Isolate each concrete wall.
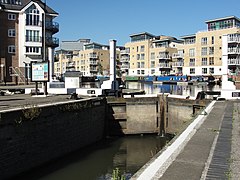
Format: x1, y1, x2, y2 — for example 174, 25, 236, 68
0, 98, 106, 179
107, 96, 209, 135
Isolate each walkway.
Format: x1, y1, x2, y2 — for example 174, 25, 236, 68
132, 100, 240, 180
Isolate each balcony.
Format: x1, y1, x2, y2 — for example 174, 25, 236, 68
120, 56, 130, 62
45, 21, 59, 34
89, 54, 98, 59
172, 62, 184, 67
121, 64, 129, 69
89, 61, 98, 65
172, 53, 184, 59
228, 34, 240, 43
158, 63, 171, 69
228, 47, 240, 54
228, 58, 240, 65
120, 49, 130, 54
157, 54, 171, 60
90, 68, 98, 72
46, 37, 59, 48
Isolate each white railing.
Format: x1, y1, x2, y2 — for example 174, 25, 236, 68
89, 61, 98, 65
120, 57, 130, 62
157, 54, 171, 59
228, 47, 240, 54
172, 62, 184, 67
158, 63, 171, 68
228, 34, 240, 43
228, 58, 240, 65
89, 54, 98, 58
121, 64, 129, 69
172, 53, 184, 59
120, 49, 130, 54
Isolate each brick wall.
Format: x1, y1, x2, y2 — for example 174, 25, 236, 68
0, 98, 106, 179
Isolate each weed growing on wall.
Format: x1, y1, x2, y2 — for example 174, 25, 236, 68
15, 104, 42, 124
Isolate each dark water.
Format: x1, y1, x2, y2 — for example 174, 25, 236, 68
16, 135, 167, 180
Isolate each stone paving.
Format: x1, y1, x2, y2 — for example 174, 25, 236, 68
155, 100, 240, 180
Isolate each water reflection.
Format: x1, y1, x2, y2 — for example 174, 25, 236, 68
125, 82, 221, 98
16, 136, 167, 180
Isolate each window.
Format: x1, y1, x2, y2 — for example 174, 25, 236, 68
140, 45, 145, 52
209, 47, 214, 55
201, 47, 207, 56
26, 30, 40, 42
8, 45, 16, 53
140, 53, 145, 60
202, 68, 207, 74
201, 37, 207, 45
189, 48, 195, 57
150, 61, 155, 68
190, 68, 195, 74
141, 70, 145, 75
137, 70, 140, 75
137, 54, 140, 60
189, 58, 195, 66
211, 36, 214, 44
26, 46, 40, 54
151, 69, 155, 74
150, 52, 155, 59
8, 13, 16, 20
137, 62, 140, 68
209, 68, 214, 74
209, 57, 214, 65
8, 29, 15, 37
202, 58, 208, 66
26, 4, 40, 26
140, 62, 145, 68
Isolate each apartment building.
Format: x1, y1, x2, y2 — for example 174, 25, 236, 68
0, 0, 59, 84
181, 16, 240, 78
55, 41, 123, 77
54, 39, 91, 77
123, 32, 183, 77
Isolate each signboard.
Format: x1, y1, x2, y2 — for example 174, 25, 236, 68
31, 62, 49, 82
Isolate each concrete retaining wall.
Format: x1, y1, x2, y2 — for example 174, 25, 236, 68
0, 98, 106, 179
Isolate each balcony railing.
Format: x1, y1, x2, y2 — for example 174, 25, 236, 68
158, 63, 171, 68
120, 49, 130, 54
45, 21, 59, 34
172, 62, 184, 67
228, 47, 240, 54
89, 61, 98, 65
157, 54, 171, 59
46, 37, 59, 47
172, 53, 184, 59
89, 54, 98, 58
90, 68, 98, 72
121, 64, 129, 69
26, 36, 42, 43
228, 34, 240, 43
228, 58, 240, 65
120, 57, 130, 62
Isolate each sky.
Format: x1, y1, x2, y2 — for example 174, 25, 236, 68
46, 0, 240, 46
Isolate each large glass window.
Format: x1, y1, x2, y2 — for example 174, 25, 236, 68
201, 47, 208, 56
150, 61, 155, 68
189, 48, 195, 57
190, 68, 195, 74
209, 57, 214, 65
209, 47, 214, 55
189, 58, 195, 66
202, 58, 208, 66
202, 68, 207, 74
26, 30, 40, 42
201, 37, 207, 45
26, 4, 40, 26
150, 52, 155, 59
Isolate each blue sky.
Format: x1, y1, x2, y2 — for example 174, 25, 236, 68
47, 0, 240, 46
